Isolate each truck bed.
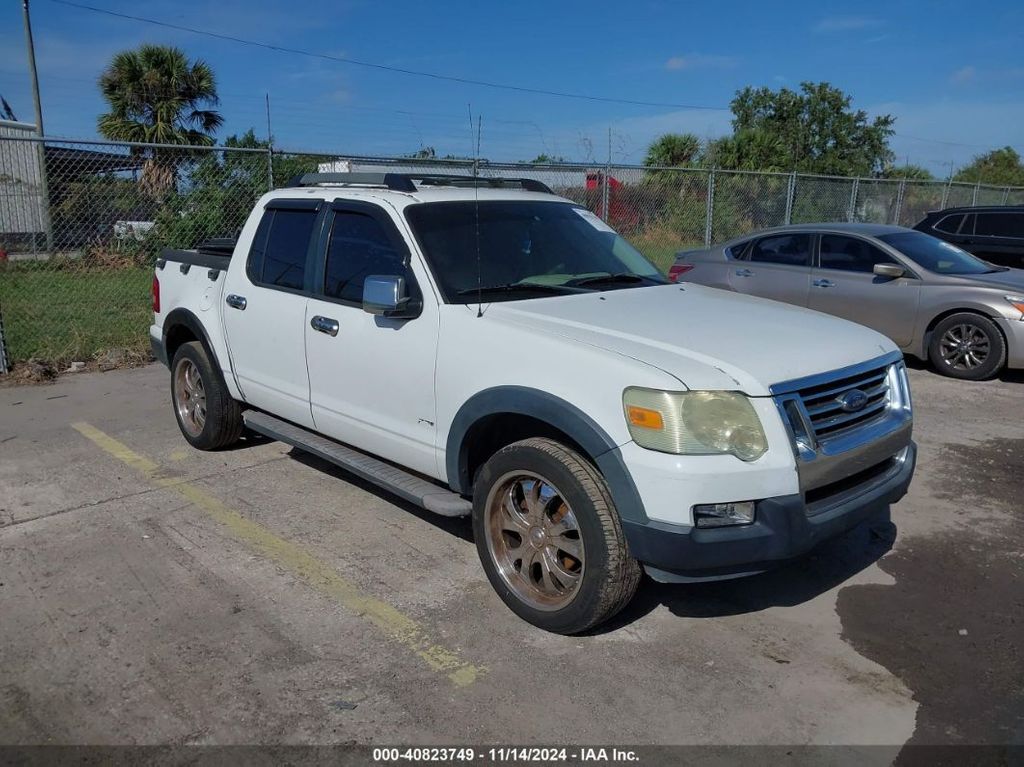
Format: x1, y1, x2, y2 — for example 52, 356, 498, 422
159, 238, 236, 271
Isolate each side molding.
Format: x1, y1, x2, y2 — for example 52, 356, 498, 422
446, 386, 648, 523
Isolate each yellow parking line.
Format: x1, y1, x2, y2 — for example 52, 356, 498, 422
71, 421, 484, 688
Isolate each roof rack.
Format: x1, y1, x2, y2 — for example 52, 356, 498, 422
409, 174, 553, 194
284, 171, 553, 195
286, 172, 417, 191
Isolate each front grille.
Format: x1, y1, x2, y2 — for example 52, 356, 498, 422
794, 364, 890, 441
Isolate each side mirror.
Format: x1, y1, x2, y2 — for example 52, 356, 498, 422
873, 263, 905, 279
362, 275, 420, 319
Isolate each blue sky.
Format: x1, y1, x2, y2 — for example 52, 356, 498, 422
1, 0, 1022, 175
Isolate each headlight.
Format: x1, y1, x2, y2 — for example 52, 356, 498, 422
1004, 295, 1024, 318
623, 388, 768, 461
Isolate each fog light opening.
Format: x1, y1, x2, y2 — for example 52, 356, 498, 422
693, 501, 756, 528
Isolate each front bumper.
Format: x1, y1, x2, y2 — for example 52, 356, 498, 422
622, 441, 916, 582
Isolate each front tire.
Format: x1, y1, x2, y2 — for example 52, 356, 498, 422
170, 341, 243, 450
472, 437, 641, 634
927, 313, 1006, 380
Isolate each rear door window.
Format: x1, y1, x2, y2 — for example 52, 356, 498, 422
748, 234, 812, 266
975, 212, 1024, 238
726, 240, 751, 259
247, 204, 321, 291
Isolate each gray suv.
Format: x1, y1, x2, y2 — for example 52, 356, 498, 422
670, 223, 1024, 380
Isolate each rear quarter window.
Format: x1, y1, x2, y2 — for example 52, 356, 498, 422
933, 214, 964, 234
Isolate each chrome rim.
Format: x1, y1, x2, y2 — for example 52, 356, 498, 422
173, 358, 206, 436
939, 323, 990, 370
484, 471, 585, 612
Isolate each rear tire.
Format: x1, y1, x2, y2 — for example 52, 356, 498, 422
170, 341, 243, 450
472, 437, 641, 634
927, 313, 1006, 380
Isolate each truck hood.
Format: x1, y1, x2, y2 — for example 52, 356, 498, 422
488, 284, 897, 395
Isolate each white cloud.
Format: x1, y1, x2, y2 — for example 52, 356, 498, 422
664, 53, 737, 71
950, 66, 977, 85
813, 16, 882, 33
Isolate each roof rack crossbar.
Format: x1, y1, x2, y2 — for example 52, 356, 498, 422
407, 173, 553, 194
286, 172, 417, 192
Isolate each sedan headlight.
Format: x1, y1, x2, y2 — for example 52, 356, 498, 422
1004, 295, 1024, 318
623, 388, 768, 461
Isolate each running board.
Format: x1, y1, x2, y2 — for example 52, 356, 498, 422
243, 411, 472, 517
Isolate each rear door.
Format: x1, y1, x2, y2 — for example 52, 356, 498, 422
221, 199, 323, 427
808, 234, 920, 347
728, 232, 813, 307
304, 200, 440, 477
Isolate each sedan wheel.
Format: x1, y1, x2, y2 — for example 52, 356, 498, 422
939, 323, 990, 372
928, 313, 1006, 381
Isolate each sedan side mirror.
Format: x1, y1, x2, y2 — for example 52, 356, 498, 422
362, 275, 421, 319
873, 263, 905, 279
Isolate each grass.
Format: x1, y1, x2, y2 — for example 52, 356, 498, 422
0, 266, 152, 364
0, 233, 700, 369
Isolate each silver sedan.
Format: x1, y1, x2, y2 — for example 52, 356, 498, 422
670, 223, 1024, 380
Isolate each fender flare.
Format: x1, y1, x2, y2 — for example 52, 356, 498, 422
446, 386, 648, 523
162, 308, 221, 368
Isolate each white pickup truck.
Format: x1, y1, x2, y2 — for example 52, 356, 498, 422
151, 172, 915, 633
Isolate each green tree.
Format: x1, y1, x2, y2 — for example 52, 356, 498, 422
723, 82, 895, 175
883, 164, 934, 180
644, 133, 702, 168
526, 153, 569, 164
953, 147, 1024, 186
97, 45, 222, 197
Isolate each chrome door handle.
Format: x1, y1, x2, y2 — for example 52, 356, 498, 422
735, 268, 753, 277
225, 294, 247, 310
310, 315, 339, 337
812, 279, 836, 288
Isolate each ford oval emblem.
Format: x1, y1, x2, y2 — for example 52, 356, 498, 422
837, 389, 869, 412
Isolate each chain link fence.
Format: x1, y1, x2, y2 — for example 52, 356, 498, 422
1, 132, 1023, 369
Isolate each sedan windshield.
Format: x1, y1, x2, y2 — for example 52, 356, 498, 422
878, 231, 996, 275
405, 201, 665, 303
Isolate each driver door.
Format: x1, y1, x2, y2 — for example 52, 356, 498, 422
304, 200, 440, 477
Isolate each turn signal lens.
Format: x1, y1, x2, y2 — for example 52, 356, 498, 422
626, 406, 664, 430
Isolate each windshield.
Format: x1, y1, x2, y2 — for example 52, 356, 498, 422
878, 231, 996, 275
405, 201, 665, 303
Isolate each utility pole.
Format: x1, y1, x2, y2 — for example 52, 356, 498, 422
22, 0, 54, 252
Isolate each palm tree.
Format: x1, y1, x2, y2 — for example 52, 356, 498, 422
97, 45, 222, 198
644, 133, 702, 169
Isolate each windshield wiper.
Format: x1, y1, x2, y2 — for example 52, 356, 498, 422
564, 272, 667, 288
455, 282, 582, 297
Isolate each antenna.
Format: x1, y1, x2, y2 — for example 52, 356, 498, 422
471, 107, 484, 318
